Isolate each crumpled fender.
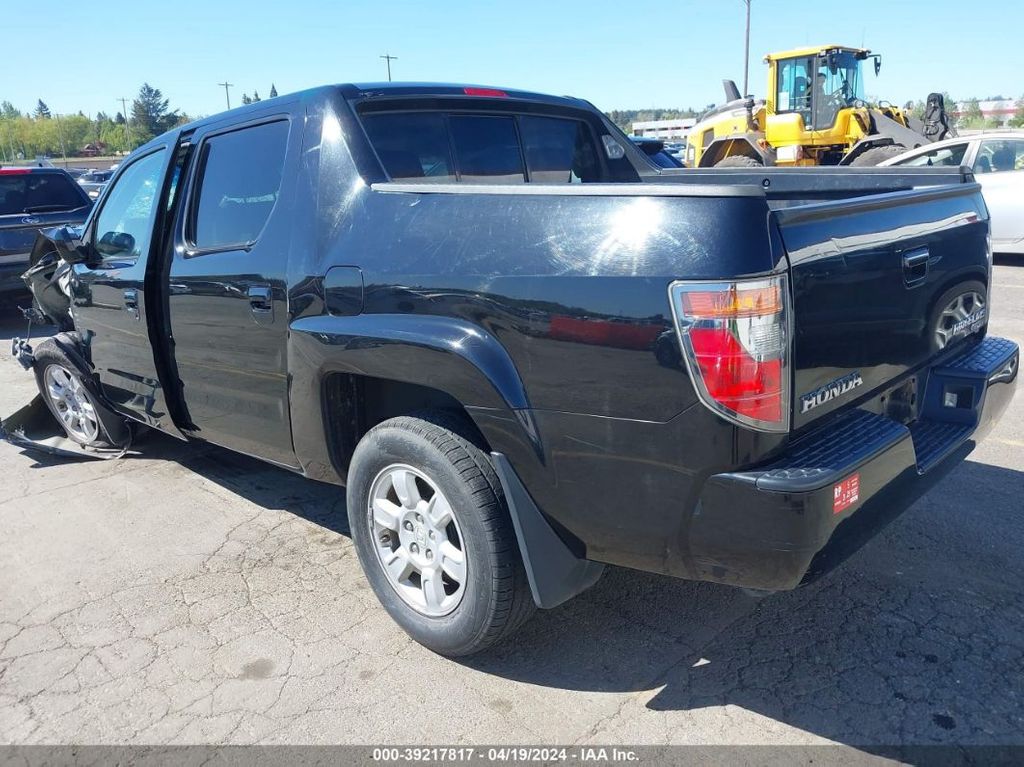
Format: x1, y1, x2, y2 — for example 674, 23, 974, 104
0, 395, 132, 460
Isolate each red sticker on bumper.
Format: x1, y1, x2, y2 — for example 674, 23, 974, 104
833, 473, 860, 514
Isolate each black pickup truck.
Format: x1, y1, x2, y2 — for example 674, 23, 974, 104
6, 83, 1018, 656
0, 167, 92, 296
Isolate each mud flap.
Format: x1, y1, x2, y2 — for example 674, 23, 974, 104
0, 395, 132, 460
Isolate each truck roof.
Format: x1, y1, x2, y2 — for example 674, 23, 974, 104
144, 82, 594, 153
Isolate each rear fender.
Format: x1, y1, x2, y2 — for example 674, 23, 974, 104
287, 313, 541, 483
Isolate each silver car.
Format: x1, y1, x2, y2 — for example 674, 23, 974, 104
880, 131, 1024, 254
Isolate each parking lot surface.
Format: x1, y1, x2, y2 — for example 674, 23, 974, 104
0, 262, 1022, 753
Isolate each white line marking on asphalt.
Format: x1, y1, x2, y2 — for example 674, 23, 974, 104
991, 438, 1024, 448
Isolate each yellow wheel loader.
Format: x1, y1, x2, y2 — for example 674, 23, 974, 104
687, 45, 954, 168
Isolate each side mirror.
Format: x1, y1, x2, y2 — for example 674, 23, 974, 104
46, 225, 89, 265
95, 230, 136, 258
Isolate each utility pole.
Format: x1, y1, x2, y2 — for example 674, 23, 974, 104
53, 112, 69, 166
380, 54, 398, 82
218, 81, 234, 110
742, 0, 752, 97
117, 97, 133, 151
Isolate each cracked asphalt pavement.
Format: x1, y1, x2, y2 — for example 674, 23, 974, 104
0, 262, 1022, 752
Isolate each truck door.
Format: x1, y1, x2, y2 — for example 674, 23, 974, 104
71, 142, 185, 437
165, 115, 298, 467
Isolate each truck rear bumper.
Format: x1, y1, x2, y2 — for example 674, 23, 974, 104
691, 336, 1019, 592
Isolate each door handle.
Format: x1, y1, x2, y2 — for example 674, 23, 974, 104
248, 285, 273, 313
123, 288, 140, 321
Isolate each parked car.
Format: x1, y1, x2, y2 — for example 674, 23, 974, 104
77, 169, 115, 200
7, 84, 1017, 657
630, 135, 684, 167
0, 167, 92, 295
880, 131, 1024, 254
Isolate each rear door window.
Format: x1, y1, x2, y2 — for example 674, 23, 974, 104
361, 113, 455, 183
973, 139, 1024, 174
189, 119, 289, 251
449, 115, 525, 184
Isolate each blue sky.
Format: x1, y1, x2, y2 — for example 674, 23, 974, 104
10, 0, 1023, 118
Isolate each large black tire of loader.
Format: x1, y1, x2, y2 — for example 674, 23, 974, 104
714, 155, 764, 168
850, 145, 907, 166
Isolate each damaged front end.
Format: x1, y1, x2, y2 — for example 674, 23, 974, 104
10, 226, 78, 370
3, 227, 133, 460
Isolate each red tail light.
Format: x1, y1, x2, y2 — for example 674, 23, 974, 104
0, 168, 32, 175
669, 276, 790, 431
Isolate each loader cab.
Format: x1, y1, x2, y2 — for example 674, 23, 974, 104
767, 47, 870, 135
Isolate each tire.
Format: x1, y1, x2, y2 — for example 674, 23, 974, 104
346, 411, 535, 656
928, 280, 987, 352
715, 155, 764, 168
32, 335, 129, 449
850, 145, 907, 166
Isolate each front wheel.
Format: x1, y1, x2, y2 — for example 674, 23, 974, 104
346, 412, 535, 656
32, 336, 128, 449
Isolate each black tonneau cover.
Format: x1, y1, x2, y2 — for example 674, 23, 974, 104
645, 165, 974, 207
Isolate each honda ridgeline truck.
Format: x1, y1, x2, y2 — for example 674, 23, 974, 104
6, 84, 1018, 656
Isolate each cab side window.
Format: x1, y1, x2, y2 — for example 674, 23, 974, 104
189, 120, 289, 251
91, 149, 166, 262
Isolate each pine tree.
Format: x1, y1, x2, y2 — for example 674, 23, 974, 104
131, 83, 179, 140
241, 93, 252, 105
1, 101, 20, 120
34, 99, 51, 119
269, 84, 278, 98
252, 91, 261, 102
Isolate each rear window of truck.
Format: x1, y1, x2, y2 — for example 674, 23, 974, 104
360, 110, 602, 184
0, 172, 86, 216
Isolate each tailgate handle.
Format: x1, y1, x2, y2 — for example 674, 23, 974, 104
902, 248, 930, 288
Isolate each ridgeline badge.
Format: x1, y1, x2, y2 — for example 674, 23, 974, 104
800, 371, 864, 414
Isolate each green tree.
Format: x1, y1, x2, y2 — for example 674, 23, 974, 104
1, 101, 20, 120
252, 90, 261, 102
960, 97, 984, 128
241, 93, 252, 105
34, 99, 51, 119
131, 83, 178, 143
269, 84, 278, 98
1009, 96, 1024, 128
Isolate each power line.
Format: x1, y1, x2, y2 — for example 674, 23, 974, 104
380, 54, 398, 82
218, 81, 234, 110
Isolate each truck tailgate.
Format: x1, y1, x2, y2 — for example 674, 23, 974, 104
774, 183, 990, 431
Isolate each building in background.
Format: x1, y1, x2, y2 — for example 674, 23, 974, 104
631, 118, 696, 140
954, 99, 1017, 127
